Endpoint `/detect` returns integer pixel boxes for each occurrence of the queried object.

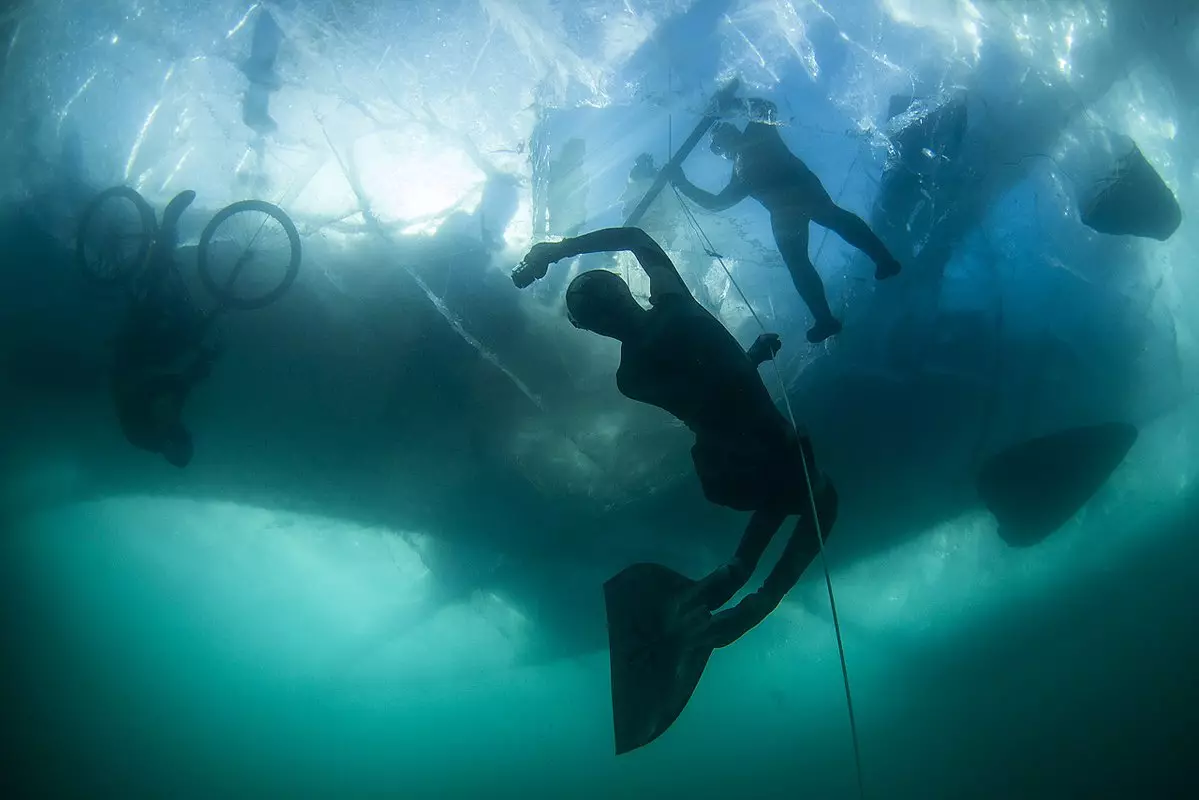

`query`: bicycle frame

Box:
[80,185,301,311]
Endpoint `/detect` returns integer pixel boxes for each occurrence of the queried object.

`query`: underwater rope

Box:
[671,178,867,800]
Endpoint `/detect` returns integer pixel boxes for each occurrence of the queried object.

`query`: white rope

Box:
[671,178,867,800]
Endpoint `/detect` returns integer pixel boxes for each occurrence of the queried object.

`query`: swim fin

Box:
[603,562,714,755]
[976,422,1138,547]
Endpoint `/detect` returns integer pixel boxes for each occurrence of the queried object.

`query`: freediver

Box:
[512,228,838,747]
[109,191,219,468]
[669,94,903,343]
[241,7,284,135]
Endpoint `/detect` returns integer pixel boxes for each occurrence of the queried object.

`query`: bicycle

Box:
[75,186,302,312]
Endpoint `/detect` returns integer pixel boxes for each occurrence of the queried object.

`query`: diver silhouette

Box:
[670,95,902,343]
[513,227,838,751]
[110,191,218,468]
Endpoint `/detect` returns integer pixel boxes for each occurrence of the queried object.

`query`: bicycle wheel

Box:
[197,199,301,311]
[75,186,157,287]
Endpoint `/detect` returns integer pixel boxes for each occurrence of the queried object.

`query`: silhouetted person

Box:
[110,191,217,468]
[671,96,902,343]
[512,227,838,650]
[241,8,284,135]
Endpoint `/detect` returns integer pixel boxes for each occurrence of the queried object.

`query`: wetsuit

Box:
[674,99,900,341]
[533,227,839,646]
[109,191,214,467]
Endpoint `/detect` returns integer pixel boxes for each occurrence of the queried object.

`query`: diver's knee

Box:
[820,203,857,231]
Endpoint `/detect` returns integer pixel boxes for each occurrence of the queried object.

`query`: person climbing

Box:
[109,190,219,468]
[669,94,902,343]
[512,226,839,753]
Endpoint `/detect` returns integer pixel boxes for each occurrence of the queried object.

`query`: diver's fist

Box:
[512,242,560,288]
[748,332,782,364]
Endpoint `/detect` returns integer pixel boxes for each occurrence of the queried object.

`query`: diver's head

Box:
[630,153,656,181]
[160,424,194,469]
[709,122,743,159]
[565,270,644,340]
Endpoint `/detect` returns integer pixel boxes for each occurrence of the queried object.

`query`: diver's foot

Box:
[687,559,750,611]
[875,256,902,280]
[806,317,842,344]
[672,600,712,641]
[707,592,777,649]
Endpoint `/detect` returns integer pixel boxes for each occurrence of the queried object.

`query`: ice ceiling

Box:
[4,0,1194,381]
[5,0,1193,245]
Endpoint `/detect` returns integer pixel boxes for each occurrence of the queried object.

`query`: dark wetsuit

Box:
[616,291,814,514]
[110,293,212,467]
[109,190,213,467]
[111,367,191,453]
[540,227,837,646]
[675,101,899,335]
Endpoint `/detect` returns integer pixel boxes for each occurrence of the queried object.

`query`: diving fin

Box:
[977,422,1138,547]
[603,562,714,755]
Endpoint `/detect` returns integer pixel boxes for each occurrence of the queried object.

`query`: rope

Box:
[670,177,867,800]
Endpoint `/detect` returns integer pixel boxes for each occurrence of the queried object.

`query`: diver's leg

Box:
[809,200,902,280]
[690,508,788,611]
[705,479,838,648]
[181,346,219,386]
[771,215,841,343]
[145,374,191,414]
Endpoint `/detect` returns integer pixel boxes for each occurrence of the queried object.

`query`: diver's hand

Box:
[748,332,782,365]
[512,241,562,288]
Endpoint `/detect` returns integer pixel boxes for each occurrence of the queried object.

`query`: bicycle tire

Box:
[197,199,302,311]
[75,186,157,287]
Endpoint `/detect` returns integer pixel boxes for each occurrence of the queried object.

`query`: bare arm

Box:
[513,227,690,303]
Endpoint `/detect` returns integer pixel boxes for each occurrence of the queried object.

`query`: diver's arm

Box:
[671,171,748,211]
[513,227,689,300]
[556,227,690,301]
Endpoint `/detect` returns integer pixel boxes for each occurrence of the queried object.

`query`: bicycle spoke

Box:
[210,209,293,301]
[198,199,299,310]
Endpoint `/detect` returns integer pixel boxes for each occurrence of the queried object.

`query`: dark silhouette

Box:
[671,95,902,343]
[109,191,218,468]
[513,227,837,752]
